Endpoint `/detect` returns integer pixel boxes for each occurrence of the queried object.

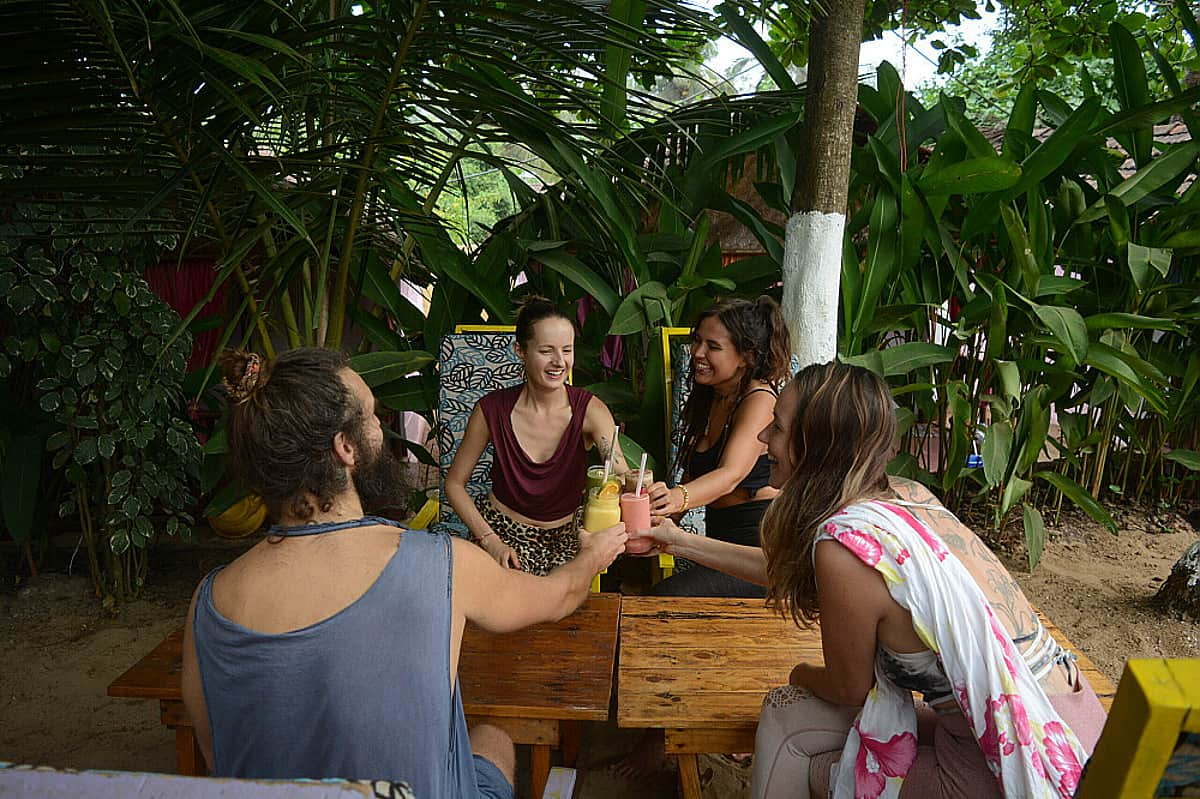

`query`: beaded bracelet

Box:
[678,484,690,513]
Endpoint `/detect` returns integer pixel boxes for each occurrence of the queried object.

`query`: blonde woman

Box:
[631,362,1107,798]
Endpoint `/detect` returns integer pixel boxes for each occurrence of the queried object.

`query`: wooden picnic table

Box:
[617,596,1116,799]
[108,593,622,799]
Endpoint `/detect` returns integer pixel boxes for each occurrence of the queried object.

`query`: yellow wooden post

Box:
[1077,658,1200,798]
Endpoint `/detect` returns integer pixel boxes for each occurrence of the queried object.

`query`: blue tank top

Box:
[192,524,479,798]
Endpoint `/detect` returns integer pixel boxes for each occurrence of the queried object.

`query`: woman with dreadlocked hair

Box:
[646,296,791,598]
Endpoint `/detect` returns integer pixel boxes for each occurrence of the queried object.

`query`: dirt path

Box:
[1,510,1197,797]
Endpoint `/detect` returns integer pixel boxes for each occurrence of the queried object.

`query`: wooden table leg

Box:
[676,753,702,799]
[174,726,205,776]
[560,720,581,767]
[530,744,551,799]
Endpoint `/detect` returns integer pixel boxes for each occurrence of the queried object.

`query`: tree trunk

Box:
[1155,539,1200,621]
[783,0,867,369]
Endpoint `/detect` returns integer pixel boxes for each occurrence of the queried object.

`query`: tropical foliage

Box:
[922,0,1199,125]
[0,219,200,605]
[836,17,1200,566]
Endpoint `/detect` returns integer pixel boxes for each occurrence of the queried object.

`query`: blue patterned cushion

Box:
[435,332,525,537]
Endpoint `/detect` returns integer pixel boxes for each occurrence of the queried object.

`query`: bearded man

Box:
[181,348,626,799]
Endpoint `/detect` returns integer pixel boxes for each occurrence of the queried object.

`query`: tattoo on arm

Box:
[888,477,1037,638]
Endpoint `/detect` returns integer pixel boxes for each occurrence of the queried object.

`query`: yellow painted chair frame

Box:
[1076,658,1200,797]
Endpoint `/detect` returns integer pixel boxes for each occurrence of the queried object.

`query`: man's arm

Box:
[452,523,627,634]
[181,584,214,773]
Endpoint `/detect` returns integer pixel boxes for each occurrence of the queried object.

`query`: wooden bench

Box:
[617,596,1117,799]
[108,594,622,799]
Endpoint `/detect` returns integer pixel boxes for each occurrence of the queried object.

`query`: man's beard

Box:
[352,438,409,519]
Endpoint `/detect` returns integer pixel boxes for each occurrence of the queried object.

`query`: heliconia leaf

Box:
[878,342,956,377]
[1009,98,1100,195]
[1033,304,1088,366]
[1164,449,1200,471]
[1001,205,1040,296]
[1036,471,1117,534]
[1003,82,1036,160]
[1023,503,1046,570]
[1084,312,1180,333]
[1077,142,1200,222]
[526,244,620,317]
[1084,341,1167,414]
[919,157,1021,196]
[350,351,435,388]
[982,423,1012,488]
[1110,21,1151,164]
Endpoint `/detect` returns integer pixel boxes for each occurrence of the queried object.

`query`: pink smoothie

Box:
[620,492,652,554]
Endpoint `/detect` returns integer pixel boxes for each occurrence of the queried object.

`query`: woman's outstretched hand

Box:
[626,517,684,557]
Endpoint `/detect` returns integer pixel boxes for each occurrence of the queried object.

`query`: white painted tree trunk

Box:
[783,0,865,371]
[783,211,845,369]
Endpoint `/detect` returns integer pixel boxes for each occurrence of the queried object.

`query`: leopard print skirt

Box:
[477,496,581,576]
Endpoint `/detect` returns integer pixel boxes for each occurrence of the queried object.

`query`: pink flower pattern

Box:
[828,524,883,566]
[882,503,949,561]
[852,726,917,799]
[823,501,1087,799]
[1043,722,1083,795]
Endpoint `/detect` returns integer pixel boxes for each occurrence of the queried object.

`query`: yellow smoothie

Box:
[582,487,621,532]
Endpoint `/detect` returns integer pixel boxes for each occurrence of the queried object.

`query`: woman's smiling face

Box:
[517,317,574,389]
[759,381,799,488]
[690,315,747,393]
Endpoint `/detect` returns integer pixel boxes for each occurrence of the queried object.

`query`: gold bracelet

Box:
[474,531,495,545]
[678,484,690,513]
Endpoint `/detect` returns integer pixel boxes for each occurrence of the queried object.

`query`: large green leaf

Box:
[878,342,956,377]
[1085,341,1167,414]
[1083,312,1180,333]
[1077,142,1200,222]
[853,189,899,345]
[1126,243,1173,292]
[1164,450,1200,471]
[982,423,1012,488]
[1033,304,1088,366]
[1001,205,1040,296]
[1008,98,1100,195]
[919,157,1021,196]
[524,243,620,317]
[1023,503,1046,570]
[609,281,670,336]
[376,375,434,414]
[1110,21,1151,165]
[1003,82,1036,161]
[350,351,435,388]
[1000,475,1032,519]
[1036,471,1118,534]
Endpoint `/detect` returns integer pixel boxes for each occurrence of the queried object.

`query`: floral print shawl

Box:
[820,500,1087,799]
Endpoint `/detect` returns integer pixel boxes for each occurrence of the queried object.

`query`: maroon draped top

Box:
[478,384,592,522]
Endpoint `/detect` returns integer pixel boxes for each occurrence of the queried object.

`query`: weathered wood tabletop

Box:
[109,592,622,799]
[617,595,1115,799]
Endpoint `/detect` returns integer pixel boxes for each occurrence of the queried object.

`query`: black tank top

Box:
[687,387,775,495]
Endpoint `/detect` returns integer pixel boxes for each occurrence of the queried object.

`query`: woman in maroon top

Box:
[446,297,627,575]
